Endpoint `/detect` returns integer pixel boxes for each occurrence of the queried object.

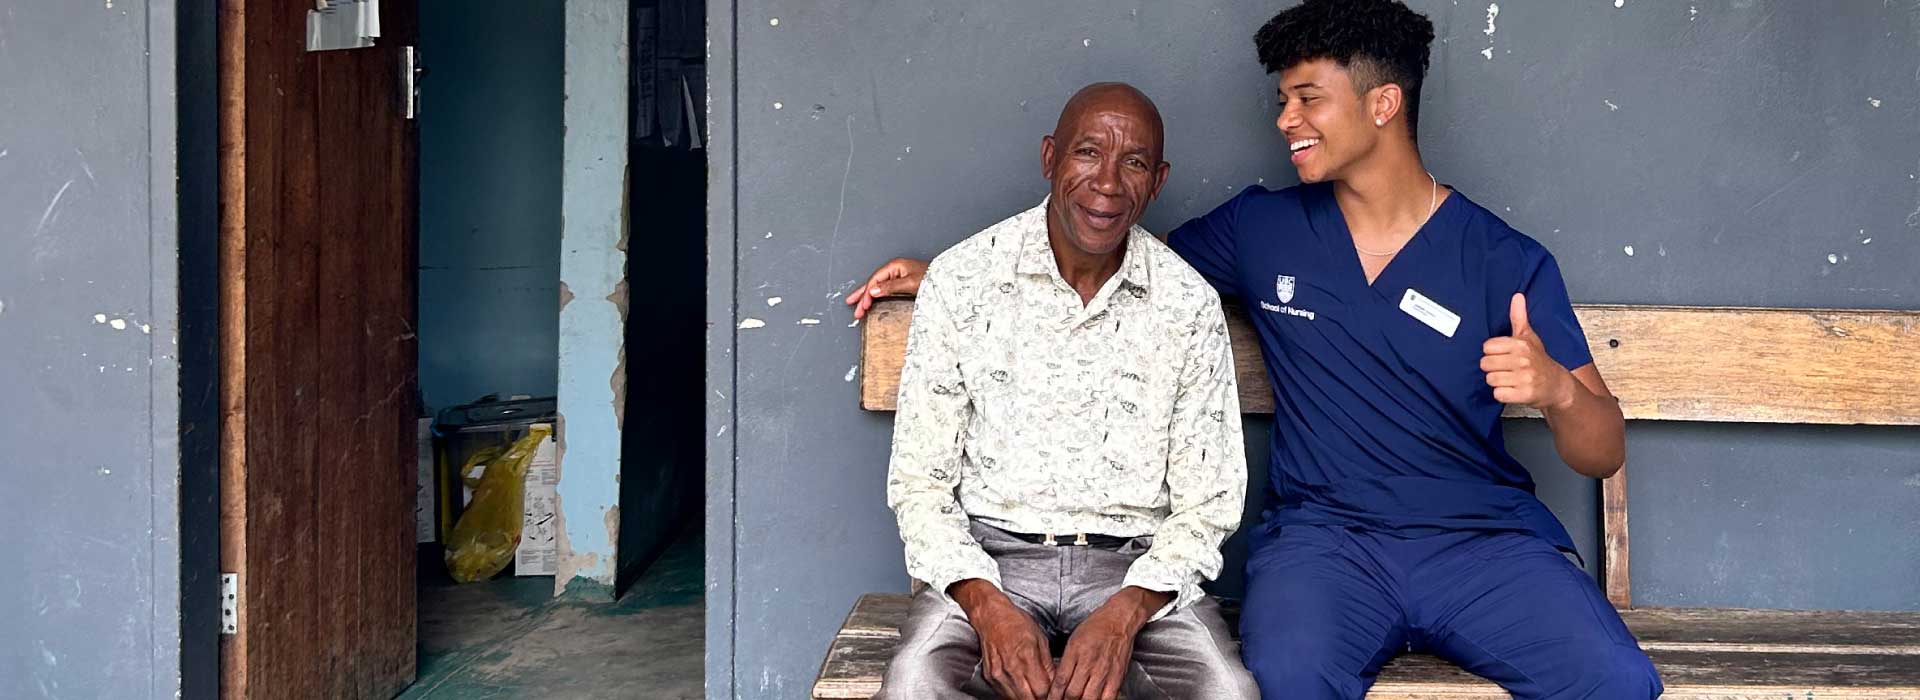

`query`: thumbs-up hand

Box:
[1481,293,1576,410]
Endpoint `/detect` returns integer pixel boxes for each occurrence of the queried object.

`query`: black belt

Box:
[1002,530,1133,550]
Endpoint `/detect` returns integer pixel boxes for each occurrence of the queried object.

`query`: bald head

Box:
[1053,82,1166,163]
[1039,82,1172,264]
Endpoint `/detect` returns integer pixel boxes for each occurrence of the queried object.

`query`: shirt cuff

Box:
[1121,559,1203,623]
[920,555,1004,611]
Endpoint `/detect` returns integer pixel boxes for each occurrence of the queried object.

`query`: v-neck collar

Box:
[1309,181,1464,298]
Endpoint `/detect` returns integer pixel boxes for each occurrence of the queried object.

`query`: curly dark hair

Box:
[1254,0,1436,138]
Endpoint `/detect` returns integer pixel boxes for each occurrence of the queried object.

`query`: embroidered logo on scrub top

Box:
[1260,273,1317,321]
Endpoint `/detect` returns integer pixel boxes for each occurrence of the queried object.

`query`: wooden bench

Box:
[818,300,1920,699]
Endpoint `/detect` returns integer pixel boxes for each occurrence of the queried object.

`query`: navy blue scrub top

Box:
[1168,182,1594,555]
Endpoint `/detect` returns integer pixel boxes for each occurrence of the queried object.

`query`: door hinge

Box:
[221,573,239,635]
[402,46,423,120]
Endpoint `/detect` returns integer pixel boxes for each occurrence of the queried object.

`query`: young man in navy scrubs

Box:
[847,1,1662,698]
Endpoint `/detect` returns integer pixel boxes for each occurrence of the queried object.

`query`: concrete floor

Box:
[397,529,704,699]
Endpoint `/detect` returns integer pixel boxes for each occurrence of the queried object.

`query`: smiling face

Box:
[1276,58,1385,184]
[1041,84,1171,258]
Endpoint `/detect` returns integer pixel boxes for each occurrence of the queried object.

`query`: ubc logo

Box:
[1262,273,1317,321]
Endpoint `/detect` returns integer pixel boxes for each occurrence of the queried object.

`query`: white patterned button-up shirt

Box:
[886,199,1246,618]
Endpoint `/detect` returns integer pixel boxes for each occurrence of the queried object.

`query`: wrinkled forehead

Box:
[1058,104,1163,157]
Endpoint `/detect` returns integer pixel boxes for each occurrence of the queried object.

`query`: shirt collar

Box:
[1015,196,1151,290]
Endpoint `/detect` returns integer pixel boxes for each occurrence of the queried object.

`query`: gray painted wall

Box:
[0,1,189,698]
[711,0,1920,696]
[417,0,565,412]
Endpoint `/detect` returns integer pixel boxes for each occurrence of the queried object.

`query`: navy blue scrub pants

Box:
[1239,524,1662,699]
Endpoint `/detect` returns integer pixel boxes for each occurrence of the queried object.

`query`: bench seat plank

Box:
[1622,607,1920,655]
[815,594,1920,700]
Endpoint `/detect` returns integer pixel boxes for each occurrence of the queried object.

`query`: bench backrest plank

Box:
[855,298,1920,607]
[862,300,1920,425]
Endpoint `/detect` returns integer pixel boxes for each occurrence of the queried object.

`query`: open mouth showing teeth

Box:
[1289,138,1320,163]
[1079,204,1124,225]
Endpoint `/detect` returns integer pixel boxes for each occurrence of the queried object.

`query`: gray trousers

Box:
[875,522,1258,700]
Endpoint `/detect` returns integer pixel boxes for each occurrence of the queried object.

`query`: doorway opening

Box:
[213,1,705,697]
[402,1,705,698]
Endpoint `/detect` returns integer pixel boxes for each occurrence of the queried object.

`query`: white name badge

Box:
[1400,288,1461,338]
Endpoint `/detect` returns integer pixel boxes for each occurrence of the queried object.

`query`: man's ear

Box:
[1040,134,1058,180]
[1370,83,1404,128]
[1149,160,1171,202]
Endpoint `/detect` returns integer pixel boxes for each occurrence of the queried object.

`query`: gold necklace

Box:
[1354,172,1439,257]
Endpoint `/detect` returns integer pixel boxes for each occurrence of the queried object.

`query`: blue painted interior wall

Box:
[712,1,1920,696]
[417,0,565,412]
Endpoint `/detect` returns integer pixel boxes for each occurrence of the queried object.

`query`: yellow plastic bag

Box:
[444,424,551,583]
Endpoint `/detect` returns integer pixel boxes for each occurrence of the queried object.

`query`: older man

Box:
[876,83,1257,700]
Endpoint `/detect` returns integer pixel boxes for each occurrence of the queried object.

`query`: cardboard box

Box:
[515,431,560,576]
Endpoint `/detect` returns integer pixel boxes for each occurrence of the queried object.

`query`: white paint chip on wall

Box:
[739,318,767,329]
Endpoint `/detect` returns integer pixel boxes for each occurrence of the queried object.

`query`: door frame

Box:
[179,0,224,697]
[703,0,740,698]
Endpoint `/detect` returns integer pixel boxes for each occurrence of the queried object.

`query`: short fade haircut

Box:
[1254,0,1436,139]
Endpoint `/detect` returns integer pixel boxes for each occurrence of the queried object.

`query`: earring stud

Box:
[1375,118,1385,126]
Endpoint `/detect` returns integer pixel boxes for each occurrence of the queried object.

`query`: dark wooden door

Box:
[218,0,420,696]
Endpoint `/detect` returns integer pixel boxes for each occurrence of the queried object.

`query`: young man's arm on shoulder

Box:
[1162,189,1258,301]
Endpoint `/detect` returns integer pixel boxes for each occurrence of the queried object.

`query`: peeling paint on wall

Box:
[553,0,631,594]
[1480,3,1499,61]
